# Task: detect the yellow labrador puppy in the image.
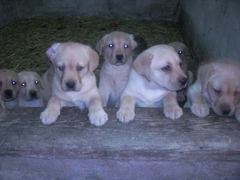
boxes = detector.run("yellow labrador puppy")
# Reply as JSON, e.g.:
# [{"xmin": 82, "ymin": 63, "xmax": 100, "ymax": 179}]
[
  {"xmin": 0, "ymin": 69, "xmax": 19, "ymax": 109},
  {"xmin": 96, "ymin": 31, "xmax": 137, "ymax": 107},
  {"xmin": 168, "ymin": 41, "xmax": 193, "ymax": 107},
  {"xmin": 187, "ymin": 61, "xmax": 240, "ymax": 121},
  {"xmin": 18, "ymin": 71, "xmax": 44, "ymax": 107},
  {"xmin": 117, "ymin": 45, "xmax": 188, "ymax": 123},
  {"xmin": 40, "ymin": 42, "xmax": 108, "ymax": 126}
]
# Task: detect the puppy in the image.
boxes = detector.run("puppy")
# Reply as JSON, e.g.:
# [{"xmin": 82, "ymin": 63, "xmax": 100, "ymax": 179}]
[
  {"xmin": 40, "ymin": 42, "xmax": 108, "ymax": 126},
  {"xmin": 117, "ymin": 45, "xmax": 188, "ymax": 123},
  {"xmin": 18, "ymin": 71, "xmax": 44, "ymax": 107},
  {"xmin": 187, "ymin": 61, "xmax": 240, "ymax": 122},
  {"xmin": 168, "ymin": 41, "xmax": 193, "ymax": 107},
  {"xmin": 0, "ymin": 69, "xmax": 19, "ymax": 109},
  {"xmin": 96, "ymin": 31, "xmax": 137, "ymax": 107}
]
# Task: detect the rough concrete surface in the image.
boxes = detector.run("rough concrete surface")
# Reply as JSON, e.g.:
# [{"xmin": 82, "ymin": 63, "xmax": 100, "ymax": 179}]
[{"xmin": 0, "ymin": 108, "xmax": 240, "ymax": 179}]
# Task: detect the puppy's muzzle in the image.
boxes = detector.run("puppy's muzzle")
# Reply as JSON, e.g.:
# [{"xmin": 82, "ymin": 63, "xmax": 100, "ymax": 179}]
[
  {"xmin": 4, "ymin": 89, "xmax": 15, "ymax": 101},
  {"xmin": 178, "ymin": 77, "xmax": 188, "ymax": 87},
  {"xmin": 115, "ymin": 54, "xmax": 125, "ymax": 65},
  {"xmin": 29, "ymin": 90, "xmax": 38, "ymax": 100},
  {"xmin": 66, "ymin": 80, "xmax": 76, "ymax": 91},
  {"xmin": 220, "ymin": 104, "xmax": 231, "ymax": 116}
]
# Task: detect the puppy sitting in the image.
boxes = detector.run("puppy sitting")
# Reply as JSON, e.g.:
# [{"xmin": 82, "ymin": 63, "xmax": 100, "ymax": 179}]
[
  {"xmin": 187, "ymin": 61, "xmax": 240, "ymax": 121},
  {"xmin": 168, "ymin": 41, "xmax": 193, "ymax": 107},
  {"xmin": 117, "ymin": 45, "xmax": 188, "ymax": 123},
  {"xmin": 0, "ymin": 69, "xmax": 19, "ymax": 109},
  {"xmin": 96, "ymin": 31, "xmax": 137, "ymax": 107},
  {"xmin": 40, "ymin": 42, "xmax": 108, "ymax": 126},
  {"xmin": 18, "ymin": 71, "xmax": 44, "ymax": 107}
]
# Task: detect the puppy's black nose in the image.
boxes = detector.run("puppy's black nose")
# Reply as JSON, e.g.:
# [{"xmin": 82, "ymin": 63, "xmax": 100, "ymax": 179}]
[
  {"xmin": 222, "ymin": 108, "xmax": 231, "ymax": 115},
  {"xmin": 4, "ymin": 89, "xmax": 13, "ymax": 99},
  {"xmin": 66, "ymin": 80, "xmax": 75, "ymax": 90},
  {"xmin": 179, "ymin": 77, "xmax": 188, "ymax": 86},
  {"xmin": 29, "ymin": 90, "xmax": 37, "ymax": 99},
  {"xmin": 116, "ymin": 54, "xmax": 123, "ymax": 61}
]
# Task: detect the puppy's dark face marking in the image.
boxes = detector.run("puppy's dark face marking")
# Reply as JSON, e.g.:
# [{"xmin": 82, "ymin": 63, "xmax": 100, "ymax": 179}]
[{"xmin": 0, "ymin": 70, "xmax": 19, "ymax": 102}]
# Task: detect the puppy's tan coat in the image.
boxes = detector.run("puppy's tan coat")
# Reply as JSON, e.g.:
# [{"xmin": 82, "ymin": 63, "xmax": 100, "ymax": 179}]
[
  {"xmin": 117, "ymin": 45, "xmax": 188, "ymax": 122},
  {"xmin": 96, "ymin": 31, "xmax": 137, "ymax": 107},
  {"xmin": 18, "ymin": 71, "xmax": 44, "ymax": 107},
  {"xmin": 187, "ymin": 61, "xmax": 240, "ymax": 121},
  {"xmin": 0, "ymin": 69, "xmax": 19, "ymax": 109},
  {"xmin": 40, "ymin": 42, "xmax": 108, "ymax": 126}
]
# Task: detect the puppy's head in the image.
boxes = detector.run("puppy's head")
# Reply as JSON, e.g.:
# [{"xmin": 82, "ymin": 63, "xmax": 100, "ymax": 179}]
[
  {"xmin": 133, "ymin": 45, "xmax": 187, "ymax": 91},
  {"xmin": 18, "ymin": 71, "xmax": 43, "ymax": 101},
  {"xmin": 96, "ymin": 31, "xmax": 137, "ymax": 66},
  {"xmin": 0, "ymin": 69, "xmax": 19, "ymax": 102},
  {"xmin": 199, "ymin": 62, "xmax": 240, "ymax": 116},
  {"xmin": 46, "ymin": 42, "xmax": 99, "ymax": 92}
]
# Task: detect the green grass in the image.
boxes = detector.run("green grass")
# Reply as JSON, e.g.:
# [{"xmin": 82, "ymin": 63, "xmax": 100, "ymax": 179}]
[{"xmin": 0, "ymin": 16, "xmax": 183, "ymax": 74}]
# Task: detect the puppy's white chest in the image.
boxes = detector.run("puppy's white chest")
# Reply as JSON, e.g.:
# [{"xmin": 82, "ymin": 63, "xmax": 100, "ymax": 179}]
[{"xmin": 124, "ymin": 70, "xmax": 168, "ymax": 107}]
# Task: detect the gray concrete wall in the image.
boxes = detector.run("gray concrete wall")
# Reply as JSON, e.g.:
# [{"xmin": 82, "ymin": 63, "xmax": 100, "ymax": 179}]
[
  {"xmin": 182, "ymin": 0, "xmax": 240, "ymax": 61},
  {"xmin": 0, "ymin": 0, "xmax": 180, "ymax": 27}
]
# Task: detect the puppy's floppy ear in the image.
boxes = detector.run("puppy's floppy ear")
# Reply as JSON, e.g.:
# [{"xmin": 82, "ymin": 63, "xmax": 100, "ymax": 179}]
[
  {"xmin": 198, "ymin": 63, "xmax": 216, "ymax": 93},
  {"xmin": 96, "ymin": 34, "xmax": 109, "ymax": 55},
  {"xmin": 133, "ymin": 51, "xmax": 153, "ymax": 80},
  {"xmin": 129, "ymin": 34, "xmax": 138, "ymax": 50},
  {"xmin": 46, "ymin": 43, "xmax": 60, "ymax": 62},
  {"xmin": 87, "ymin": 47, "xmax": 99, "ymax": 72}
]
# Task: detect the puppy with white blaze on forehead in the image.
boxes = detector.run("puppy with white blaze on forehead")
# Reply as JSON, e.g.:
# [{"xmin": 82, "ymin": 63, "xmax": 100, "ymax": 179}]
[
  {"xmin": 117, "ymin": 45, "xmax": 188, "ymax": 123},
  {"xmin": 96, "ymin": 31, "xmax": 137, "ymax": 107},
  {"xmin": 40, "ymin": 42, "xmax": 108, "ymax": 126},
  {"xmin": 187, "ymin": 61, "xmax": 240, "ymax": 122}
]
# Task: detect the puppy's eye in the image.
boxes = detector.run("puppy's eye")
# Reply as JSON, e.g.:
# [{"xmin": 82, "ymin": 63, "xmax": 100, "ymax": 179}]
[
  {"xmin": 178, "ymin": 50, "xmax": 183, "ymax": 55},
  {"xmin": 124, "ymin": 44, "xmax": 129, "ymax": 48},
  {"xmin": 58, "ymin": 65, "xmax": 65, "ymax": 71},
  {"xmin": 161, "ymin": 65, "xmax": 171, "ymax": 72},
  {"xmin": 21, "ymin": 82, "xmax": 26, "ymax": 87},
  {"xmin": 11, "ymin": 80, "xmax": 17, "ymax": 86},
  {"xmin": 35, "ymin": 80, "xmax": 39, "ymax": 85},
  {"xmin": 108, "ymin": 44, "xmax": 114, "ymax": 48},
  {"xmin": 76, "ymin": 65, "xmax": 84, "ymax": 71},
  {"xmin": 213, "ymin": 88, "xmax": 221, "ymax": 95}
]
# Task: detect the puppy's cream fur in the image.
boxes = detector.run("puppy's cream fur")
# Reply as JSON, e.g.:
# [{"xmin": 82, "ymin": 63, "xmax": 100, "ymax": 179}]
[
  {"xmin": 117, "ymin": 45, "xmax": 188, "ymax": 123},
  {"xmin": 40, "ymin": 42, "xmax": 108, "ymax": 126},
  {"xmin": 96, "ymin": 31, "xmax": 137, "ymax": 107},
  {"xmin": 0, "ymin": 69, "xmax": 19, "ymax": 109},
  {"xmin": 187, "ymin": 61, "xmax": 240, "ymax": 122},
  {"xmin": 18, "ymin": 71, "xmax": 44, "ymax": 107}
]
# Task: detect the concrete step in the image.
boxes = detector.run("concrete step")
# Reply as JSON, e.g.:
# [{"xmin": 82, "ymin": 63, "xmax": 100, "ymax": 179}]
[{"xmin": 0, "ymin": 108, "xmax": 240, "ymax": 179}]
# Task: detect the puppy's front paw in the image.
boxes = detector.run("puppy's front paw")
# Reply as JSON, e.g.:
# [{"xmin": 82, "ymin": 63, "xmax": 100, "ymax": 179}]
[
  {"xmin": 117, "ymin": 107, "xmax": 135, "ymax": 123},
  {"xmin": 40, "ymin": 109, "xmax": 60, "ymax": 125},
  {"xmin": 88, "ymin": 109, "xmax": 108, "ymax": 126},
  {"xmin": 164, "ymin": 105, "xmax": 183, "ymax": 120},
  {"xmin": 191, "ymin": 103, "xmax": 209, "ymax": 117}
]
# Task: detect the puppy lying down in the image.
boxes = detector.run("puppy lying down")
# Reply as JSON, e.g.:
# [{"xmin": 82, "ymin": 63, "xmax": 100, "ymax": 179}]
[
  {"xmin": 117, "ymin": 45, "xmax": 188, "ymax": 123},
  {"xmin": 40, "ymin": 42, "xmax": 108, "ymax": 126},
  {"xmin": 18, "ymin": 71, "xmax": 44, "ymax": 107},
  {"xmin": 97, "ymin": 31, "xmax": 137, "ymax": 107},
  {"xmin": 187, "ymin": 61, "xmax": 240, "ymax": 122},
  {"xmin": 0, "ymin": 69, "xmax": 19, "ymax": 109}
]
